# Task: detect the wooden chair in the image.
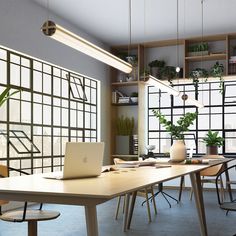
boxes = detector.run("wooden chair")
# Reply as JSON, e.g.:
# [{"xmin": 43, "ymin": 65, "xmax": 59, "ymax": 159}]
[
  {"xmin": 216, "ymin": 164, "xmax": 236, "ymax": 215},
  {"xmin": 113, "ymin": 158, "xmax": 157, "ymax": 222},
  {"xmin": 190, "ymin": 156, "xmax": 225, "ymax": 200},
  {"xmin": 115, "ymin": 186, "xmax": 157, "ymax": 222},
  {"xmin": 0, "ymin": 164, "xmax": 60, "ymax": 236}
]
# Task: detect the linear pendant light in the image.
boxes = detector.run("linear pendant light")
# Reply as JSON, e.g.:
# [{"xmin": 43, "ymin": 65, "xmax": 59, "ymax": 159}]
[
  {"xmin": 144, "ymin": 75, "xmax": 180, "ymax": 97},
  {"xmin": 181, "ymin": 94, "xmax": 204, "ymax": 108},
  {"xmin": 41, "ymin": 21, "xmax": 132, "ymax": 74}
]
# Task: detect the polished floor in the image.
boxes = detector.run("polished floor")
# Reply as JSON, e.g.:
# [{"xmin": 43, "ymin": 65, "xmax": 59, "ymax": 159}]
[{"xmin": 0, "ymin": 189, "xmax": 235, "ymax": 236}]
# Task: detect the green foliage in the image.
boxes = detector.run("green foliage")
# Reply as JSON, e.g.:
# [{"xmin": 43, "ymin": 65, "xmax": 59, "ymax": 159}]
[
  {"xmin": 148, "ymin": 60, "xmax": 165, "ymax": 68},
  {"xmin": 116, "ymin": 116, "xmax": 134, "ymax": 136},
  {"xmin": 152, "ymin": 110, "xmax": 197, "ymax": 140},
  {"xmin": 188, "ymin": 42, "xmax": 208, "ymax": 52},
  {"xmin": 160, "ymin": 66, "xmax": 177, "ymax": 85},
  {"xmin": 130, "ymin": 92, "xmax": 138, "ymax": 97},
  {"xmin": 189, "ymin": 68, "xmax": 209, "ymax": 91},
  {"xmin": 210, "ymin": 61, "xmax": 224, "ymax": 94},
  {"xmin": 202, "ymin": 130, "xmax": 224, "ymax": 147},
  {"xmin": 0, "ymin": 87, "xmax": 20, "ymax": 107},
  {"xmin": 141, "ymin": 68, "xmax": 150, "ymax": 77}
]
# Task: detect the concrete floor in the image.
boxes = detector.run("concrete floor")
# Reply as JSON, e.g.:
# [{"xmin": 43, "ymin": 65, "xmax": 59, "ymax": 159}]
[{"xmin": 0, "ymin": 189, "xmax": 235, "ymax": 236}]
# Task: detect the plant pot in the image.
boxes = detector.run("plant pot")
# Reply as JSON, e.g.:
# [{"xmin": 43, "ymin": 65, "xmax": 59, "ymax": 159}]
[
  {"xmin": 116, "ymin": 135, "xmax": 132, "ymax": 155},
  {"xmin": 150, "ymin": 67, "xmax": 161, "ymax": 78},
  {"xmin": 130, "ymin": 97, "xmax": 138, "ymax": 103},
  {"xmin": 170, "ymin": 140, "xmax": 186, "ymax": 162},
  {"xmin": 206, "ymin": 146, "xmax": 218, "ymax": 155}
]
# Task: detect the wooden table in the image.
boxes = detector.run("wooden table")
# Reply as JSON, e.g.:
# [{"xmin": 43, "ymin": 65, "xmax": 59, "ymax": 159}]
[{"xmin": 0, "ymin": 159, "xmax": 232, "ymax": 236}]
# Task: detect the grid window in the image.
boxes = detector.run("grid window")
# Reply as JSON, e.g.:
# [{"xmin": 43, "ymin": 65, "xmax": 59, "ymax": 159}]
[
  {"xmin": 147, "ymin": 79, "xmax": 236, "ymax": 156},
  {"xmin": 0, "ymin": 46, "xmax": 99, "ymax": 174}
]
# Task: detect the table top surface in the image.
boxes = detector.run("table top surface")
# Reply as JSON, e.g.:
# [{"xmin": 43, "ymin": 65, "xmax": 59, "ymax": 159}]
[{"xmin": 0, "ymin": 159, "xmax": 231, "ymax": 201}]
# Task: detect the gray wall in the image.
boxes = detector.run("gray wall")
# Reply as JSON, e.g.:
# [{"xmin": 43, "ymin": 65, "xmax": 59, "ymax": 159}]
[{"xmin": 0, "ymin": 0, "xmax": 111, "ymax": 163}]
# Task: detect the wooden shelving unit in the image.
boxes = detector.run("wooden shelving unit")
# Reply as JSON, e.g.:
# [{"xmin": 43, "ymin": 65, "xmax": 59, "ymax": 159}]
[
  {"xmin": 111, "ymin": 81, "xmax": 139, "ymax": 87},
  {"xmin": 185, "ymin": 53, "xmax": 227, "ymax": 62},
  {"xmin": 111, "ymin": 103, "xmax": 138, "ymax": 106},
  {"xmin": 110, "ymin": 32, "xmax": 236, "ymax": 163}
]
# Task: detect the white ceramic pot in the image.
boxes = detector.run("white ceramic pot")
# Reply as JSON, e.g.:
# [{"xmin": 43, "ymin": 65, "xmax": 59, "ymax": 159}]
[{"xmin": 170, "ymin": 140, "xmax": 186, "ymax": 162}]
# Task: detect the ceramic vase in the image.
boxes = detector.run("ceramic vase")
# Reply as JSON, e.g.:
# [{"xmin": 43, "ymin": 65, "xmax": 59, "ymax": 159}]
[{"xmin": 170, "ymin": 140, "xmax": 186, "ymax": 162}]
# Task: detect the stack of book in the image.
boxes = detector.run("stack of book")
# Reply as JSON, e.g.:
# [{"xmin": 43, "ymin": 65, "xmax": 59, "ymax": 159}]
[
  {"xmin": 132, "ymin": 135, "xmax": 138, "ymax": 155},
  {"xmin": 118, "ymin": 97, "xmax": 130, "ymax": 104},
  {"xmin": 112, "ymin": 90, "xmax": 130, "ymax": 104}
]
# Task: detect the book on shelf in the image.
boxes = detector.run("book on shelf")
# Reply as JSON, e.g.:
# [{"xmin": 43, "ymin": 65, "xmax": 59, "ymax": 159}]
[
  {"xmin": 118, "ymin": 97, "xmax": 130, "ymax": 104},
  {"xmin": 112, "ymin": 90, "xmax": 129, "ymax": 104}
]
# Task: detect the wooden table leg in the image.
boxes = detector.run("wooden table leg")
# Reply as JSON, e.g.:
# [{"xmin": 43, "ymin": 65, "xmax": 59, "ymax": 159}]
[
  {"xmin": 28, "ymin": 221, "xmax": 37, "ymax": 236},
  {"xmin": 85, "ymin": 205, "xmax": 98, "ymax": 236},
  {"xmin": 123, "ymin": 193, "xmax": 130, "ymax": 232},
  {"xmin": 127, "ymin": 191, "xmax": 137, "ymax": 229},
  {"xmin": 190, "ymin": 172, "xmax": 208, "ymax": 236}
]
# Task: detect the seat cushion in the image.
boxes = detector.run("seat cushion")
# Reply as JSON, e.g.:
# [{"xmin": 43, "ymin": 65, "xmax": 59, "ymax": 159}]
[
  {"xmin": 220, "ymin": 202, "xmax": 236, "ymax": 211},
  {"xmin": 0, "ymin": 210, "xmax": 60, "ymax": 222}
]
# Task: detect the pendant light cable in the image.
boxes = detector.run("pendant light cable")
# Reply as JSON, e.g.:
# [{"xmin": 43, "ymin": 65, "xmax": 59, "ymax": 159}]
[
  {"xmin": 176, "ymin": 0, "xmax": 180, "ymax": 74},
  {"xmin": 201, "ymin": 0, "xmax": 204, "ymax": 103},
  {"xmin": 128, "ymin": 0, "xmax": 131, "ymax": 59}
]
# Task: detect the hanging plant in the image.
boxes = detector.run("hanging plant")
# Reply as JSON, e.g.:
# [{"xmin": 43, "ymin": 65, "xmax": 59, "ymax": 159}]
[
  {"xmin": 189, "ymin": 68, "xmax": 209, "ymax": 92},
  {"xmin": 210, "ymin": 61, "xmax": 224, "ymax": 94},
  {"xmin": 160, "ymin": 66, "xmax": 177, "ymax": 86}
]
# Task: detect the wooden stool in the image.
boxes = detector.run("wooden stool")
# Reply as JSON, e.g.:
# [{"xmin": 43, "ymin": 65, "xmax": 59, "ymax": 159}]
[{"xmin": 0, "ymin": 209, "xmax": 60, "ymax": 236}]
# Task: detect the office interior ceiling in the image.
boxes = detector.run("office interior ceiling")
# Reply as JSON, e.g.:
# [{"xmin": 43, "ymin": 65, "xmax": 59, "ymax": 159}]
[{"xmin": 33, "ymin": 0, "xmax": 236, "ymax": 46}]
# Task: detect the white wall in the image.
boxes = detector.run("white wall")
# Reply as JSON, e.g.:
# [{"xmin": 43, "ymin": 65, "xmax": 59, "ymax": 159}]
[{"xmin": 0, "ymin": 0, "xmax": 111, "ymax": 163}]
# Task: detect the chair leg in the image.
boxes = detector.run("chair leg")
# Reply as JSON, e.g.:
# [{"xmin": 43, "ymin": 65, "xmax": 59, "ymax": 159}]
[
  {"xmin": 122, "ymin": 195, "xmax": 125, "ymax": 214},
  {"xmin": 178, "ymin": 176, "xmax": 185, "ymax": 202},
  {"xmin": 189, "ymin": 188, "xmax": 193, "ymax": 200},
  {"xmin": 145, "ymin": 188, "xmax": 152, "ymax": 222},
  {"xmin": 28, "ymin": 221, "xmax": 37, "ymax": 236},
  {"xmin": 219, "ymin": 176, "xmax": 224, "ymax": 202},
  {"xmin": 150, "ymin": 186, "xmax": 157, "ymax": 215},
  {"xmin": 115, "ymin": 196, "xmax": 122, "ymax": 220}
]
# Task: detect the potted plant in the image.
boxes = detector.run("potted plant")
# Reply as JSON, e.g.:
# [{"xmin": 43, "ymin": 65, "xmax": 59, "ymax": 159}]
[
  {"xmin": 148, "ymin": 59, "xmax": 165, "ymax": 78},
  {"xmin": 188, "ymin": 42, "xmax": 208, "ymax": 57},
  {"xmin": 116, "ymin": 116, "xmax": 135, "ymax": 155},
  {"xmin": 130, "ymin": 92, "xmax": 138, "ymax": 104},
  {"xmin": 202, "ymin": 130, "xmax": 224, "ymax": 155},
  {"xmin": 160, "ymin": 66, "xmax": 177, "ymax": 85},
  {"xmin": 189, "ymin": 68, "xmax": 209, "ymax": 91},
  {"xmin": 210, "ymin": 61, "xmax": 224, "ymax": 94},
  {"xmin": 126, "ymin": 55, "xmax": 138, "ymax": 81},
  {"xmin": 152, "ymin": 110, "xmax": 197, "ymax": 161}
]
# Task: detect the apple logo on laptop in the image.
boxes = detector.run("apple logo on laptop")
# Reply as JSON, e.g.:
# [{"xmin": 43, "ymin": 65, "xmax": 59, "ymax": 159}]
[{"xmin": 83, "ymin": 156, "xmax": 88, "ymax": 163}]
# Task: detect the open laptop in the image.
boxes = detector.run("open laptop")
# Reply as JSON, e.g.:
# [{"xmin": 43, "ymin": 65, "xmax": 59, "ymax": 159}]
[{"xmin": 44, "ymin": 142, "xmax": 104, "ymax": 180}]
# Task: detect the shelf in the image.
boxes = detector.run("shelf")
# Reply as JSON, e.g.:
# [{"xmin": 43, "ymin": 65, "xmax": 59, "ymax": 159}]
[
  {"xmin": 112, "ymin": 154, "xmax": 138, "ymax": 158},
  {"xmin": 112, "ymin": 102, "xmax": 138, "ymax": 106},
  {"xmin": 185, "ymin": 53, "xmax": 227, "ymax": 62},
  {"xmin": 111, "ymin": 81, "xmax": 139, "ymax": 87}
]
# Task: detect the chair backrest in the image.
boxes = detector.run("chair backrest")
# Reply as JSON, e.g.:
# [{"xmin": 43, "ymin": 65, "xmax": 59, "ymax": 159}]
[
  {"xmin": 216, "ymin": 164, "xmax": 236, "ymax": 205},
  {"xmin": 200, "ymin": 155, "xmax": 224, "ymax": 176},
  {"xmin": 0, "ymin": 165, "xmax": 9, "ymax": 207}
]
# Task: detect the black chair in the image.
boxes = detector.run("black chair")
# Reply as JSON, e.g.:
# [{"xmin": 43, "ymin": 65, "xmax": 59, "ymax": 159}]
[
  {"xmin": 0, "ymin": 165, "xmax": 60, "ymax": 236},
  {"xmin": 216, "ymin": 164, "xmax": 236, "ymax": 215}
]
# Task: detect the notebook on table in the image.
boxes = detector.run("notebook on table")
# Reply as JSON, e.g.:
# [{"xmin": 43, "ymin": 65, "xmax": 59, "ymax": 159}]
[{"xmin": 44, "ymin": 142, "xmax": 105, "ymax": 180}]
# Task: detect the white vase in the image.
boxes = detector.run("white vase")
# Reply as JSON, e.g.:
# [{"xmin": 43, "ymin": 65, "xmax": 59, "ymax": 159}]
[{"xmin": 170, "ymin": 140, "xmax": 186, "ymax": 162}]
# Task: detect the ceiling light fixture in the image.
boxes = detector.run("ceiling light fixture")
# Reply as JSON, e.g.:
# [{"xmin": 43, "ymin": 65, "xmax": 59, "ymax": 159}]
[
  {"xmin": 178, "ymin": 0, "xmax": 204, "ymax": 108},
  {"xmin": 41, "ymin": 21, "xmax": 132, "ymax": 74},
  {"xmin": 181, "ymin": 93, "xmax": 204, "ymax": 108},
  {"xmin": 144, "ymin": 75, "xmax": 180, "ymax": 97}
]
